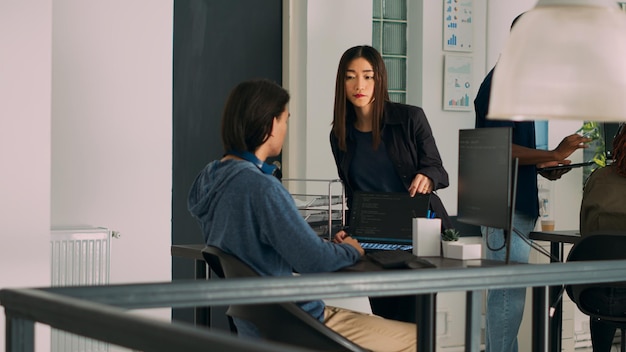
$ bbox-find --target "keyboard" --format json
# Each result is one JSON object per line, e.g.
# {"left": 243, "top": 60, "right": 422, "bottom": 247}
{"left": 360, "top": 242, "right": 413, "bottom": 251}
{"left": 367, "top": 250, "right": 436, "bottom": 269}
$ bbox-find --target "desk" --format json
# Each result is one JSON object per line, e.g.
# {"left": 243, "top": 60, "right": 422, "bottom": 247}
{"left": 529, "top": 230, "right": 581, "bottom": 352}
{"left": 530, "top": 230, "right": 581, "bottom": 262}
{"left": 343, "top": 255, "right": 508, "bottom": 352}
{"left": 172, "top": 243, "right": 515, "bottom": 352}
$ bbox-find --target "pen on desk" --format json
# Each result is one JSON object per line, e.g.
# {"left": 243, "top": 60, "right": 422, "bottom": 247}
{"left": 426, "top": 210, "right": 432, "bottom": 218}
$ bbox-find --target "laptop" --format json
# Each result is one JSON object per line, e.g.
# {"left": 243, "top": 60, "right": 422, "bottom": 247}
{"left": 347, "top": 191, "right": 431, "bottom": 251}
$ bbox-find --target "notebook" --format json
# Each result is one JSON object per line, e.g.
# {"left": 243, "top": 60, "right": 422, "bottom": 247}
{"left": 347, "top": 191, "right": 431, "bottom": 251}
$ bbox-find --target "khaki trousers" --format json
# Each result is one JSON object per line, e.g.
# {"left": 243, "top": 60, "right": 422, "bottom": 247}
{"left": 324, "top": 305, "right": 417, "bottom": 352}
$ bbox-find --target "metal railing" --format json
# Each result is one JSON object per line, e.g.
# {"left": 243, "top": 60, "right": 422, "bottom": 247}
{"left": 3, "top": 260, "right": 626, "bottom": 352}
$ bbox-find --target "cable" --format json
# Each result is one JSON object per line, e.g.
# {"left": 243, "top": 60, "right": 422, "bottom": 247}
{"left": 512, "top": 227, "right": 560, "bottom": 262}
{"left": 484, "top": 227, "right": 506, "bottom": 252}
{"left": 484, "top": 225, "right": 562, "bottom": 262}
{"left": 549, "top": 286, "right": 566, "bottom": 318}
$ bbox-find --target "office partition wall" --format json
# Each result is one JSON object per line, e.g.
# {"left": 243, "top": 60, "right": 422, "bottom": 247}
{"left": 171, "top": 0, "right": 282, "bottom": 325}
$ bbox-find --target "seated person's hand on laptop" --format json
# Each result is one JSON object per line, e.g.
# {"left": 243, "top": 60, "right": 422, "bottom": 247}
{"left": 333, "top": 230, "right": 365, "bottom": 256}
{"left": 537, "top": 160, "right": 572, "bottom": 180}
{"left": 408, "top": 173, "right": 434, "bottom": 196}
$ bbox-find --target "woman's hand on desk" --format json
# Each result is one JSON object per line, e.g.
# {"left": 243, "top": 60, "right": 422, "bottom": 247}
{"left": 333, "top": 230, "right": 365, "bottom": 256}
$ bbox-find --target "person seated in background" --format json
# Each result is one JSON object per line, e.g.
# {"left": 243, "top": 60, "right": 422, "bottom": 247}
{"left": 579, "top": 123, "right": 626, "bottom": 352}
{"left": 187, "top": 79, "right": 417, "bottom": 352}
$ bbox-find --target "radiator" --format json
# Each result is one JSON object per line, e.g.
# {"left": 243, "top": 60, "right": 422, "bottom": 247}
{"left": 50, "top": 226, "right": 114, "bottom": 352}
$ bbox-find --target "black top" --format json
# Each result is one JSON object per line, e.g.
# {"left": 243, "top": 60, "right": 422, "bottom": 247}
{"left": 330, "top": 101, "right": 452, "bottom": 229}
{"left": 348, "top": 127, "right": 407, "bottom": 192}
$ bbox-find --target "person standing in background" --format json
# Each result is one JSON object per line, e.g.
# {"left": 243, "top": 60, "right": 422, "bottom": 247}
{"left": 330, "top": 45, "right": 451, "bottom": 230}
{"left": 474, "top": 13, "right": 591, "bottom": 352}
{"left": 330, "top": 45, "right": 451, "bottom": 322}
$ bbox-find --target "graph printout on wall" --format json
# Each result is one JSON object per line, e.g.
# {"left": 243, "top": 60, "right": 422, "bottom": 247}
{"left": 443, "top": 0, "right": 473, "bottom": 52}
{"left": 443, "top": 55, "right": 473, "bottom": 112}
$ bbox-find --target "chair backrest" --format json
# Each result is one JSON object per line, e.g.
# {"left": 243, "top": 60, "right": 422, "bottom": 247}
{"left": 565, "top": 233, "right": 626, "bottom": 321}
{"left": 201, "top": 246, "right": 370, "bottom": 352}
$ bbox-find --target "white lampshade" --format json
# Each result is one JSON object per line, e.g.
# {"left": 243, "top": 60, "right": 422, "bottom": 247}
{"left": 488, "top": 0, "right": 626, "bottom": 121}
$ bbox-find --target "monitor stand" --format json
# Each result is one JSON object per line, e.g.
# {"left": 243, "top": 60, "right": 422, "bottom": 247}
{"left": 505, "top": 158, "right": 519, "bottom": 265}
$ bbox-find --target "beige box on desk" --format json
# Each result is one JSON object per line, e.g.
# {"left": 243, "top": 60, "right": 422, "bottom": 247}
{"left": 412, "top": 218, "right": 441, "bottom": 257}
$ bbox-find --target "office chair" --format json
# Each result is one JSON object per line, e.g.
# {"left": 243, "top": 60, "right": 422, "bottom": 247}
{"left": 201, "top": 246, "right": 370, "bottom": 352}
{"left": 565, "top": 233, "right": 626, "bottom": 352}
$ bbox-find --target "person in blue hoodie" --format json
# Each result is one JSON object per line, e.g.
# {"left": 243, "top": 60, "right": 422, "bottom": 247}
{"left": 188, "top": 79, "right": 417, "bottom": 352}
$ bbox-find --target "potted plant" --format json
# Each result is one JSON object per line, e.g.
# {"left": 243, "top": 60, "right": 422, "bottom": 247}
{"left": 441, "top": 228, "right": 481, "bottom": 260}
{"left": 441, "top": 229, "right": 459, "bottom": 258}
{"left": 442, "top": 228, "right": 460, "bottom": 242}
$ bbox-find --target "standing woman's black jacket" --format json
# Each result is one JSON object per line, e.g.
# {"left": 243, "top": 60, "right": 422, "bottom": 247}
{"left": 330, "top": 101, "right": 452, "bottom": 230}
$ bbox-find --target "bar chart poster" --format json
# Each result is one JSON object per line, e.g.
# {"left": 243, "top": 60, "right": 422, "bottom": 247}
{"left": 443, "top": 55, "right": 473, "bottom": 111}
{"left": 443, "top": 0, "right": 473, "bottom": 52}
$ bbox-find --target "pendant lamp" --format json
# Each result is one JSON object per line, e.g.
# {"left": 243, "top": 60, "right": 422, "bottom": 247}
{"left": 488, "top": 0, "right": 626, "bottom": 121}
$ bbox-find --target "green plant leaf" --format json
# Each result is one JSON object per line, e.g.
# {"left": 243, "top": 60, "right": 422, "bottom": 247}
{"left": 442, "top": 228, "right": 460, "bottom": 241}
{"left": 593, "top": 153, "right": 606, "bottom": 167}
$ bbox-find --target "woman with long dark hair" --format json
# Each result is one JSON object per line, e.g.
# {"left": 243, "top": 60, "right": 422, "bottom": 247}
{"left": 330, "top": 45, "right": 451, "bottom": 231}
{"left": 330, "top": 45, "right": 451, "bottom": 322}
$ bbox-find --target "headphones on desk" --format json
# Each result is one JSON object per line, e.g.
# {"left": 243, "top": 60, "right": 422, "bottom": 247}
{"left": 227, "top": 150, "right": 281, "bottom": 179}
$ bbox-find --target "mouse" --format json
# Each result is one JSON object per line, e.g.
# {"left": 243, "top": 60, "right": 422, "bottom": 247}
{"left": 405, "top": 258, "right": 435, "bottom": 269}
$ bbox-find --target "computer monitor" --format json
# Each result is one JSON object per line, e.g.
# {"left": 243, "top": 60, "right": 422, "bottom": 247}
{"left": 457, "top": 127, "right": 518, "bottom": 263}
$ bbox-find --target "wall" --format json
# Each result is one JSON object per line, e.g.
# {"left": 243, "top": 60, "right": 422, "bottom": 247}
{"left": 282, "top": 0, "right": 372, "bottom": 197}
{"left": 302, "top": 0, "right": 372, "bottom": 183}
{"left": 51, "top": 1, "right": 173, "bottom": 289}
{"left": 171, "top": 0, "right": 283, "bottom": 327}
{"left": 2, "top": 0, "right": 172, "bottom": 347}
{"left": 407, "top": 0, "right": 487, "bottom": 215}
{"left": 282, "top": 0, "right": 307, "bottom": 180}
{"left": 1, "top": 0, "right": 53, "bottom": 349}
